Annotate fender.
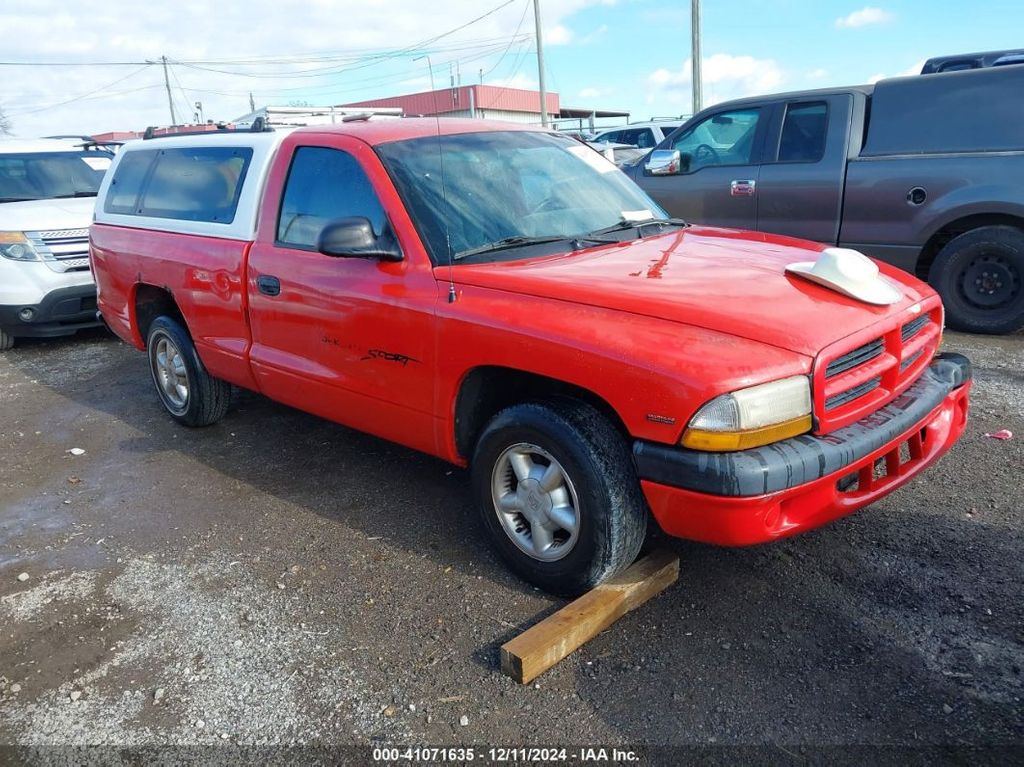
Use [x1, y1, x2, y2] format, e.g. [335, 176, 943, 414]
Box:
[917, 193, 1024, 246]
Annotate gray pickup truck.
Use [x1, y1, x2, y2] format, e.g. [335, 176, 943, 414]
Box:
[626, 65, 1024, 334]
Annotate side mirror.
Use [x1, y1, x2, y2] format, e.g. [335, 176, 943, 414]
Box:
[645, 149, 683, 176]
[317, 217, 402, 262]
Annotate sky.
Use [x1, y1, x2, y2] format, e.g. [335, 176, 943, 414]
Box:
[2, 0, 1023, 138]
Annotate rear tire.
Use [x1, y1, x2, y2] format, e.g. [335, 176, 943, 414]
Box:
[471, 400, 647, 596]
[146, 316, 231, 427]
[928, 225, 1024, 334]
[0, 329, 12, 351]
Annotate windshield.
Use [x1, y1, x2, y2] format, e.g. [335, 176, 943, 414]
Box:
[0, 151, 113, 203]
[376, 131, 667, 264]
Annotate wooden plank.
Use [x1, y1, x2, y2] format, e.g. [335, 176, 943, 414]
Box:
[500, 550, 679, 684]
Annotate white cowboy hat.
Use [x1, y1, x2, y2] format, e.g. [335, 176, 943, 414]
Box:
[787, 247, 903, 306]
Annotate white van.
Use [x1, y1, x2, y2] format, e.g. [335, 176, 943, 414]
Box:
[591, 120, 685, 150]
[0, 139, 113, 350]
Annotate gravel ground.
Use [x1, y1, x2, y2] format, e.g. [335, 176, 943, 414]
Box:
[0, 327, 1021, 757]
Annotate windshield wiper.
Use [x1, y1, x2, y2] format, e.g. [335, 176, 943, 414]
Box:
[0, 197, 39, 203]
[452, 234, 617, 261]
[588, 217, 688, 237]
[53, 191, 98, 198]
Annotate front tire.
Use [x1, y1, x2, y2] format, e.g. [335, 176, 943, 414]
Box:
[471, 400, 647, 596]
[929, 225, 1024, 334]
[146, 316, 231, 427]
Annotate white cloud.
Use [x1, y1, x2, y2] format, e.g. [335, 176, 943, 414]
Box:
[545, 24, 574, 46]
[487, 74, 538, 91]
[647, 53, 783, 110]
[0, 0, 610, 137]
[867, 59, 927, 84]
[835, 7, 894, 28]
[902, 59, 927, 76]
[577, 86, 611, 100]
[576, 24, 609, 45]
[807, 68, 829, 80]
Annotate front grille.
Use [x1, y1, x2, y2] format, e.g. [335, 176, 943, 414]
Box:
[835, 427, 930, 495]
[38, 227, 88, 241]
[901, 314, 929, 341]
[900, 349, 924, 372]
[815, 304, 942, 433]
[825, 338, 884, 377]
[26, 229, 91, 273]
[825, 376, 881, 409]
[40, 231, 89, 260]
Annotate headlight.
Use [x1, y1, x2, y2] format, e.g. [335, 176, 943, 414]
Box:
[682, 375, 812, 451]
[0, 232, 44, 262]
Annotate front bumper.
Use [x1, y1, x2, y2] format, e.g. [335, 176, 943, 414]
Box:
[634, 354, 972, 546]
[0, 284, 103, 338]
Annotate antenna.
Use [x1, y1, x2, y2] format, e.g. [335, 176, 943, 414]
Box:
[414, 54, 457, 304]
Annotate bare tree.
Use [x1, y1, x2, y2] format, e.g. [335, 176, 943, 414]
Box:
[0, 105, 11, 136]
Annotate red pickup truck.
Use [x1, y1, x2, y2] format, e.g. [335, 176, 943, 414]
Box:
[90, 119, 971, 594]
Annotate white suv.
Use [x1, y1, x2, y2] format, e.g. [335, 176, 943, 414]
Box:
[0, 139, 113, 350]
[591, 121, 685, 150]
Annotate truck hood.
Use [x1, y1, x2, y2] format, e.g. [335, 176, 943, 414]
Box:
[449, 226, 931, 358]
[0, 197, 95, 231]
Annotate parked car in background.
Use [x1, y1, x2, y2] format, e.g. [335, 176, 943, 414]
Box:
[554, 128, 595, 142]
[921, 48, 1024, 73]
[91, 120, 970, 595]
[627, 65, 1024, 334]
[592, 120, 685, 150]
[587, 140, 647, 167]
[0, 138, 112, 350]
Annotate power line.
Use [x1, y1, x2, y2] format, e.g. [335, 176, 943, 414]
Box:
[477, 40, 535, 111]
[6, 64, 152, 116]
[0, 1, 519, 69]
[0, 60, 152, 67]
[169, 40, 524, 102]
[172, 36, 528, 83]
[9, 83, 164, 114]
[0, 35, 519, 69]
[3, 0, 526, 120]
[176, 34, 529, 73]
[481, 0, 531, 80]
[168, 62, 197, 123]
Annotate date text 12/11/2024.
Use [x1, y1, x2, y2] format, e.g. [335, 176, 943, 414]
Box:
[371, 746, 640, 762]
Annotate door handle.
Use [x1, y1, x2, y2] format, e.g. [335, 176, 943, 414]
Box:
[257, 275, 281, 297]
[730, 179, 756, 197]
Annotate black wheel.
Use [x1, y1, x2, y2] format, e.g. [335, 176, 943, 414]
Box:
[0, 329, 13, 351]
[928, 225, 1024, 334]
[471, 400, 647, 596]
[146, 316, 231, 427]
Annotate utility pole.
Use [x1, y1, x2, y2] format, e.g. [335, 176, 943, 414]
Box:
[160, 56, 177, 125]
[533, 0, 549, 127]
[691, 0, 702, 115]
[249, 92, 256, 112]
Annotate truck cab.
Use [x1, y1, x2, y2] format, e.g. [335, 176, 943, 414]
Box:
[0, 138, 112, 350]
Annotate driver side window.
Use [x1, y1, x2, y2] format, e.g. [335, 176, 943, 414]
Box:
[277, 146, 387, 250]
[670, 107, 762, 173]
